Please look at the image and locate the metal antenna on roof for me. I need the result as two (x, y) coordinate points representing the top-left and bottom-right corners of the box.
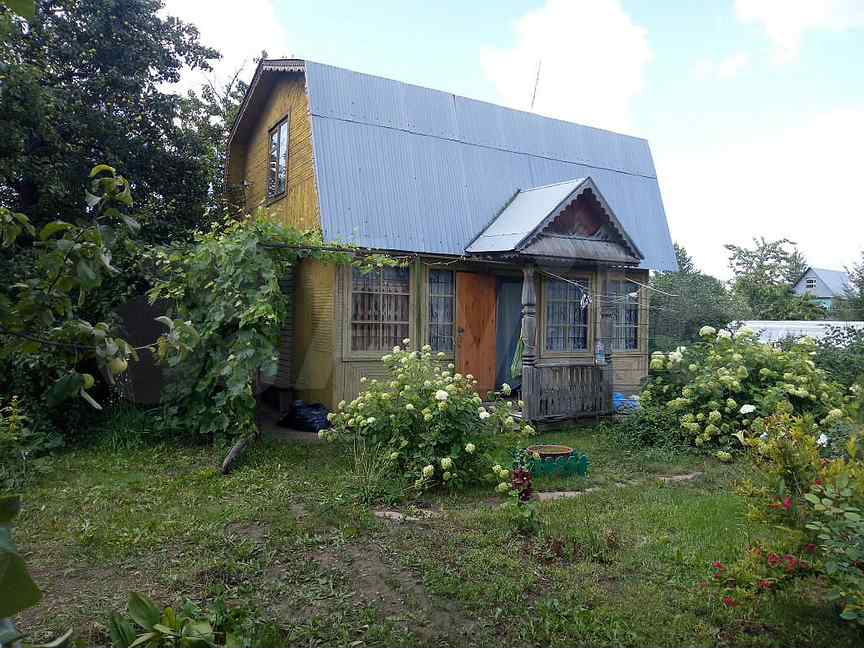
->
(530, 59), (542, 111)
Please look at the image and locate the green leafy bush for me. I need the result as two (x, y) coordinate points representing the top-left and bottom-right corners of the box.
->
(108, 591), (281, 647)
(806, 472), (864, 626)
(814, 325), (864, 388)
(150, 213), (394, 445)
(0, 396), (60, 490)
(324, 342), (533, 490)
(637, 327), (848, 451)
(708, 414), (864, 628)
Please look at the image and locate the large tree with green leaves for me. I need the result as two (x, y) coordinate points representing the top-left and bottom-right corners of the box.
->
(0, 0), (220, 242)
(840, 251), (864, 320)
(725, 237), (825, 320)
(649, 244), (740, 350)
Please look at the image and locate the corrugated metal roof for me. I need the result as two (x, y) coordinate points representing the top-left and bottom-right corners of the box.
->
(738, 320), (864, 344)
(304, 61), (677, 271)
(466, 179), (586, 253)
(811, 268), (851, 297)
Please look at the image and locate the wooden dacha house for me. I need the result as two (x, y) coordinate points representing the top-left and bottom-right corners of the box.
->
(225, 59), (677, 422)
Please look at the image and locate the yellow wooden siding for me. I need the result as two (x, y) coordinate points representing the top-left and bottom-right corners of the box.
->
(259, 271), (295, 389)
(293, 259), (336, 406)
(237, 74), (320, 230)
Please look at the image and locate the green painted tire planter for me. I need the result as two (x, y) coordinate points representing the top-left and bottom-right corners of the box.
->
(520, 445), (590, 477)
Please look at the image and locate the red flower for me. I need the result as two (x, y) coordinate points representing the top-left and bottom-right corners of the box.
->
(803, 543), (817, 554)
(767, 553), (781, 567)
(814, 478), (823, 486)
(722, 595), (737, 608)
(758, 579), (773, 590)
(783, 554), (798, 572)
(712, 561), (726, 571)
(782, 497), (792, 511)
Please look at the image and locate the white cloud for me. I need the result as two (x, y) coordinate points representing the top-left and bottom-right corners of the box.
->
(735, 0), (864, 63)
(693, 52), (749, 81)
(161, 0), (292, 93)
(656, 107), (864, 279)
(481, 0), (651, 134)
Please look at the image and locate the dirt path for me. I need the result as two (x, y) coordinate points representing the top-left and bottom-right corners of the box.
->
(312, 540), (480, 646)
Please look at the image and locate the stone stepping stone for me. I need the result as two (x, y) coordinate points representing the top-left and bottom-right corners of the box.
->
(657, 472), (703, 483)
(373, 508), (439, 523)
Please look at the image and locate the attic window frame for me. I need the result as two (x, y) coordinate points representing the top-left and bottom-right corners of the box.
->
(805, 277), (817, 290)
(267, 114), (290, 201)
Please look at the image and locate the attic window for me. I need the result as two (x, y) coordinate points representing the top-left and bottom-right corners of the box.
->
(805, 278), (817, 290)
(267, 117), (289, 198)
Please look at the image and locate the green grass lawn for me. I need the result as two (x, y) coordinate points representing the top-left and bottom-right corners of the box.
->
(13, 423), (861, 647)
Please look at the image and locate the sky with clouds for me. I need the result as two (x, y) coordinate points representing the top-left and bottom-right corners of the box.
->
(163, 0), (863, 278)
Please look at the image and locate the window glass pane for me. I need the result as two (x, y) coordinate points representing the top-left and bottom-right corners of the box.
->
(351, 267), (410, 352)
(428, 270), (454, 352)
(267, 129), (279, 197)
(545, 278), (589, 352)
(611, 280), (639, 351)
(277, 120), (288, 194)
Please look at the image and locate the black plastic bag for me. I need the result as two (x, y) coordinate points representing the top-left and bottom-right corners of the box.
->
(278, 400), (330, 432)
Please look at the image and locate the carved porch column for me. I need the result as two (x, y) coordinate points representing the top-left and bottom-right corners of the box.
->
(597, 268), (615, 414)
(521, 265), (538, 421)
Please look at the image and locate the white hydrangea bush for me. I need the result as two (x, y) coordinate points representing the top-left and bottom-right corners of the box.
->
(323, 340), (534, 490)
(642, 328), (849, 449)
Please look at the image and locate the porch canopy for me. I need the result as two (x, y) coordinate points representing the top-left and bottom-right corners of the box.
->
(465, 177), (643, 265)
(466, 177), (643, 422)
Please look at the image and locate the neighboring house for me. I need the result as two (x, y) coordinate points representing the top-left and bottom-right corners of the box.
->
(225, 59), (677, 422)
(793, 267), (851, 312)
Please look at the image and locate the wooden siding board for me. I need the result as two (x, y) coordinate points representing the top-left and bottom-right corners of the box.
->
(238, 74), (320, 230)
(293, 259), (336, 407)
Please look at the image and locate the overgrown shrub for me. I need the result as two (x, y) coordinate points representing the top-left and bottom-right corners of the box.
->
(0, 396), (61, 490)
(637, 327), (849, 451)
(324, 341), (534, 490)
(814, 325), (864, 388)
(610, 403), (685, 449)
(709, 413), (864, 628)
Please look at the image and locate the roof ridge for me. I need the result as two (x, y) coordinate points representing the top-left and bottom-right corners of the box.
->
(521, 178), (587, 192)
(301, 59), (650, 144)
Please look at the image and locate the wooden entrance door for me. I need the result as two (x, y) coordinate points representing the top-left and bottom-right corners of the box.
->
(456, 272), (497, 395)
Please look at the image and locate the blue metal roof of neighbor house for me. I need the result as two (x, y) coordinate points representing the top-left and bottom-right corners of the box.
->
(303, 61), (677, 271)
(810, 268), (851, 297)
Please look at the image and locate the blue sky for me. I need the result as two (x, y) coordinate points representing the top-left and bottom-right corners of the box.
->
(167, 0), (864, 278)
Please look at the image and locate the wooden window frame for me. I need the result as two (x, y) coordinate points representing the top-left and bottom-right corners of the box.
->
(598, 274), (649, 356)
(342, 265), (415, 360)
(266, 114), (290, 202)
(539, 274), (594, 359)
(609, 279), (641, 352)
(425, 267), (456, 355)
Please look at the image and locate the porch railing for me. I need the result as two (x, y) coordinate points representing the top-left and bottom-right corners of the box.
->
(523, 363), (612, 421)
